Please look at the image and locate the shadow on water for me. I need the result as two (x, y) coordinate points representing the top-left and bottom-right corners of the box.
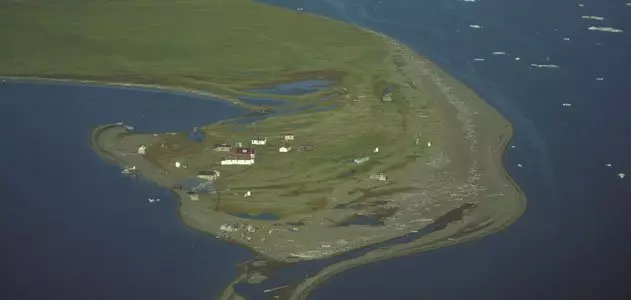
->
(233, 203), (476, 299)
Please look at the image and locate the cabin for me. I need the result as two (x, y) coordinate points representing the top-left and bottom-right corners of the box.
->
(370, 173), (388, 181)
(213, 143), (231, 152)
(283, 133), (295, 141)
(220, 156), (255, 165)
(354, 156), (370, 164)
(137, 145), (147, 155)
(251, 137), (268, 145)
(279, 145), (292, 153)
(197, 170), (220, 181)
(235, 147), (255, 159)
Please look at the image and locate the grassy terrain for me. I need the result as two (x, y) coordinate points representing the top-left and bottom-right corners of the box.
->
(0, 0), (387, 95)
(1, 0), (434, 218)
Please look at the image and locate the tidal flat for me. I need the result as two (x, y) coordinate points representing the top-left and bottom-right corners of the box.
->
(1, 0), (525, 299)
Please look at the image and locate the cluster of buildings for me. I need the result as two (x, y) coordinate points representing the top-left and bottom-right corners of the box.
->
(220, 147), (256, 165)
(216, 133), (296, 166)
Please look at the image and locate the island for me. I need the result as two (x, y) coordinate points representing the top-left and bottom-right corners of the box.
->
(1, 0), (526, 299)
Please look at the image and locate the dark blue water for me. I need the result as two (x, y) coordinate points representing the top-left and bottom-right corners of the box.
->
(2, 1), (630, 299)
(0, 82), (252, 300)
(258, 0), (631, 299)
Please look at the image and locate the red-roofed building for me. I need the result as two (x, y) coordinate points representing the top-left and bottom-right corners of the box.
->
(234, 147), (255, 159)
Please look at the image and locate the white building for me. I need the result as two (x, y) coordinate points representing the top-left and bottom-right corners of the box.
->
(284, 134), (295, 141)
(197, 170), (220, 181)
(370, 173), (388, 181)
(175, 160), (182, 168)
(279, 146), (292, 153)
(220, 158), (254, 165)
(137, 145), (147, 155)
(251, 137), (267, 145)
(354, 156), (370, 164)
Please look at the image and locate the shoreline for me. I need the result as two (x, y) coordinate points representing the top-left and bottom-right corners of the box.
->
(0, 76), (259, 111)
(15, 15), (525, 300)
(287, 36), (526, 298)
(87, 32), (526, 298)
(2, 1), (529, 300)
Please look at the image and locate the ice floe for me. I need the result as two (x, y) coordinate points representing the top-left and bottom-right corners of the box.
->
(588, 26), (624, 33)
(530, 64), (560, 68)
(581, 16), (605, 21)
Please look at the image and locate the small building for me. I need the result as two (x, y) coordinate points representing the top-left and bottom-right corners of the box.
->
(283, 133), (295, 141)
(235, 147), (255, 159)
(137, 145), (147, 155)
(213, 143), (231, 152)
(354, 156), (370, 164)
(279, 145), (292, 153)
(382, 87), (393, 102)
(221, 155), (255, 165)
(198, 170), (220, 181)
(175, 160), (182, 168)
(370, 173), (388, 181)
(251, 137), (268, 145)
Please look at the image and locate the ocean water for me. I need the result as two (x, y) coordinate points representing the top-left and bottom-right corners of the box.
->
(258, 0), (631, 299)
(1, 1), (630, 299)
(0, 82), (252, 300)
